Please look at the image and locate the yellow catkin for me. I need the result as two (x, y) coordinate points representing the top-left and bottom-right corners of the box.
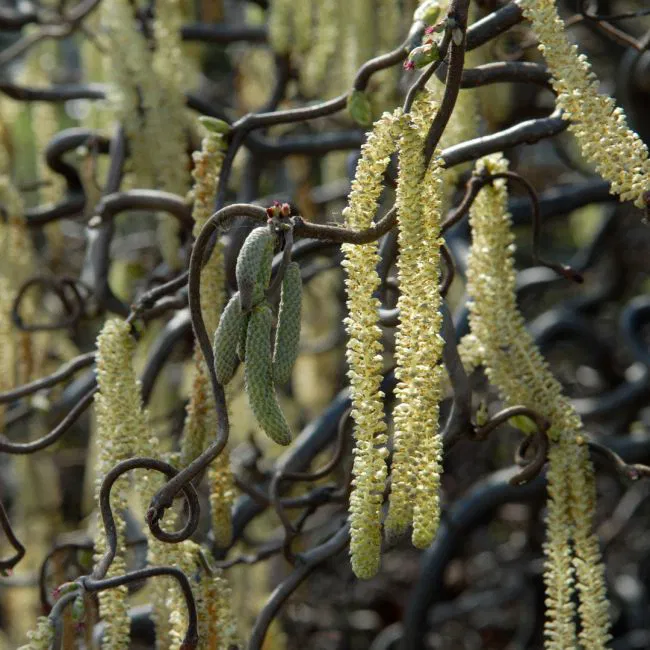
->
(301, 0), (338, 97)
(152, 0), (191, 195)
(411, 182), (446, 548)
(94, 319), (151, 650)
(342, 109), (402, 579)
(16, 616), (53, 650)
(96, 267), (189, 650)
(190, 128), (227, 335)
(543, 442), (578, 649)
(101, 0), (190, 243)
(101, 0), (156, 187)
(518, 0), (649, 208)
(0, 162), (36, 386)
(268, 0), (293, 55)
(292, 0), (312, 55)
(209, 447), (235, 549)
(180, 346), (214, 468)
(568, 442), (611, 650)
(182, 125), (234, 545)
(465, 154), (611, 650)
(196, 566), (240, 650)
(385, 94), (445, 549)
(457, 332), (485, 373)
(164, 541), (198, 650)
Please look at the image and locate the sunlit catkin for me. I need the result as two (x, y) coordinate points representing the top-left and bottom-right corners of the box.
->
(386, 95), (445, 548)
(518, 0), (649, 209)
(385, 98), (437, 534)
(342, 109), (402, 579)
(94, 319), (148, 649)
(568, 440), (611, 650)
(191, 127), (227, 336)
(302, 0), (338, 96)
(184, 122), (234, 547)
(465, 154), (611, 650)
(543, 442), (578, 649)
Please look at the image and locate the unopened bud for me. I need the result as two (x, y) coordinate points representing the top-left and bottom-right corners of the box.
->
(414, 0), (442, 26)
(198, 116), (231, 136)
(406, 43), (440, 69)
(347, 90), (373, 127)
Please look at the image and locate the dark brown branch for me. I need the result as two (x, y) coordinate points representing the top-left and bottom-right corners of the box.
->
(248, 523), (350, 650)
(441, 110), (569, 168)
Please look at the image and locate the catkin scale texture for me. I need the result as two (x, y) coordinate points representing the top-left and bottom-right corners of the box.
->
(518, 0), (650, 209)
(238, 313), (249, 362)
(236, 227), (275, 311)
(385, 93), (445, 549)
(245, 305), (292, 446)
(273, 262), (302, 385)
(213, 292), (245, 385)
(342, 108), (402, 579)
(465, 154), (611, 650)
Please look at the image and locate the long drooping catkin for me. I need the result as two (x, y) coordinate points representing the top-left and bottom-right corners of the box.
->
(385, 93), (446, 549)
(465, 154), (611, 650)
(518, 0), (649, 209)
(342, 109), (402, 579)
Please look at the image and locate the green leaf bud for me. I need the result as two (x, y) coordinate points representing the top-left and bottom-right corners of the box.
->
(198, 116), (231, 136)
(510, 414), (538, 435)
(414, 0), (442, 26)
(347, 90), (373, 127)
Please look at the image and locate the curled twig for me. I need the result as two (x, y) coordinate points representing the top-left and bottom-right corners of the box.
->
(589, 440), (650, 483)
(0, 502), (25, 573)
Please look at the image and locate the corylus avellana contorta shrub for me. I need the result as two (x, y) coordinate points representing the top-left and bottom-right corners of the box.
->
(10, 0), (650, 647)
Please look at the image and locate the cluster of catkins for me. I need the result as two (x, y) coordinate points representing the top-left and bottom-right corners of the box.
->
(213, 207), (302, 446)
(340, 2), (649, 650)
(19, 0), (650, 647)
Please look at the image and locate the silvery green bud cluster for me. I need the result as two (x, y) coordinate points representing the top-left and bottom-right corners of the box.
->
(212, 222), (302, 445)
